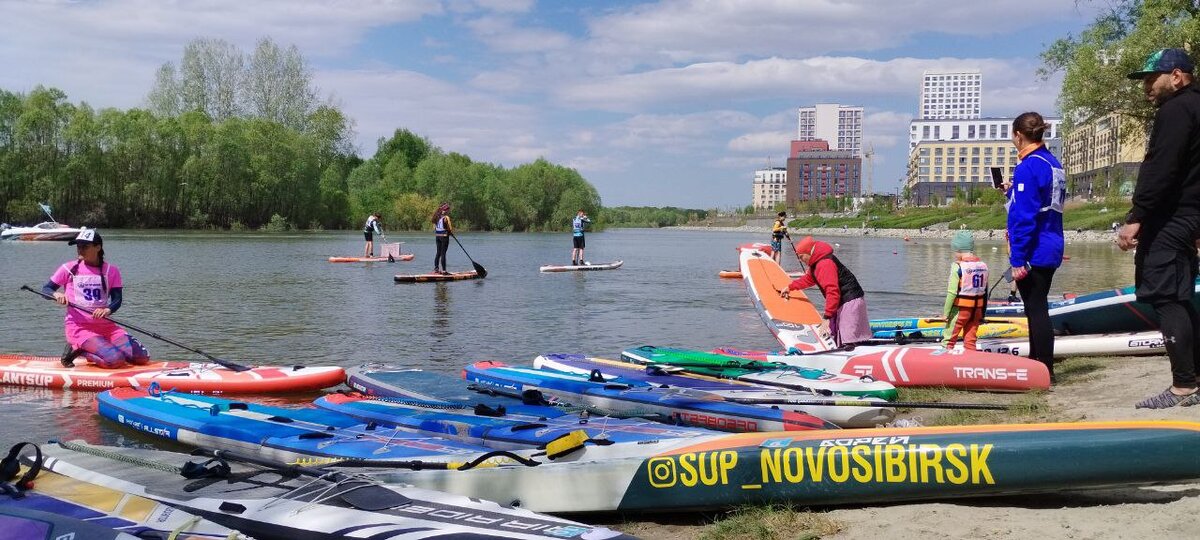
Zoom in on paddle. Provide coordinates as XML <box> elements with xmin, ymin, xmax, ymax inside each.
<box><xmin>785</xmin><ymin>235</ymin><xmax>807</xmax><ymax>274</ymax></box>
<box><xmin>718</xmin><ymin>396</ymin><xmax>1011</xmax><ymax>411</ymax></box>
<box><xmin>449</xmin><ymin>232</ymin><xmax>487</xmax><ymax>278</ymax></box>
<box><xmin>21</xmin><ymin>285</ymin><xmax>252</xmax><ymax>372</ymax></box>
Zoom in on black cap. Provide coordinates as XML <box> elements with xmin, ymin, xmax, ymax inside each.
<box><xmin>67</xmin><ymin>228</ymin><xmax>102</xmax><ymax>246</ymax></box>
<box><xmin>1127</xmin><ymin>48</ymin><xmax>1194</xmax><ymax>80</ymax></box>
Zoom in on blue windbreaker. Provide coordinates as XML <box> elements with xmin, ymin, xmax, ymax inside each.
<box><xmin>1006</xmin><ymin>145</ymin><xmax>1065</xmax><ymax>269</ymax></box>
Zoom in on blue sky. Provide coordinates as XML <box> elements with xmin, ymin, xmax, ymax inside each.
<box><xmin>0</xmin><ymin>0</ymin><xmax>1102</xmax><ymax>208</ymax></box>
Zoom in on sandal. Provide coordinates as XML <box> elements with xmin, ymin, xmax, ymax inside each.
<box><xmin>1135</xmin><ymin>387</ymin><xmax>1197</xmax><ymax>409</ymax></box>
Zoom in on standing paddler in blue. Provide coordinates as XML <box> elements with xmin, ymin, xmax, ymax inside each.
<box><xmin>571</xmin><ymin>209</ymin><xmax>592</xmax><ymax>265</ymax></box>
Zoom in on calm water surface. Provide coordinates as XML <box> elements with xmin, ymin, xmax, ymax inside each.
<box><xmin>0</xmin><ymin>228</ymin><xmax>1134</xmax><ymax>448</ymax></box>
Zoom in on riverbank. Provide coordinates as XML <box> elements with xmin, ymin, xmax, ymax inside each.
<box><xmin>605</xmin><ymin>352</ymin><xmax>1198</xmax><ymax>539</ymax></box>
<box><xmin>670</xmin><ymin>224</ymin><xmax>1120</xmax><ymax>244</ymax></box>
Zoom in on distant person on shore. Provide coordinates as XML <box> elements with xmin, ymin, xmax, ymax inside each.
<box><xmin>43</xmin><ymin>229</ymin><xmax>150</xmax><ymax>369</ymax></box>
<box><xmin>780</xmin><ymin>236</ymin><xmax>872</xmax><ymax>346</ymax></box>
<box><xmin>571</xmin><ymin>209</ymin><xmax>592</xmax><ymax>265</ymax></box>
<box><xmin>937</xmin><ymin>230</ymin><xmax>989</xmax><ymax>353</ymax></box>
<box><xmin>770</xmin><ymin>211</ymin><xmax>790</xmax><ymax>264</ymax></box>
<box><xmin>1117</xmin><ymin>48</ymin><xmax>1200</xmax><ymax>408</ymax></box>
<box><xmin>363</xmin><ymin>212</ymin><xmax>382</xmax><ymax>257</ymax></box>
<box><xmin>1005</xmin><ymin>111</ymin><xmax>1066</xmax><ymax>383</ymax></box>
<box><xmin>432</xmin><ymin>203</ymin><xmax>452</xmax><ymax>275</ymax></box>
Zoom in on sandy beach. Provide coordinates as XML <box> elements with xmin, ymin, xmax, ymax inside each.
<box><xmin>605</xmin><ymin>353</ymin><xmax>1199</xmax><ymax>540</ymax></box>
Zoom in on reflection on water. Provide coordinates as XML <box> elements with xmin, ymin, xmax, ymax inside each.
<box><xmin>0</xmin><ymin>228</ymin><xmax>1138</xmax><ymax>448</ymax></box>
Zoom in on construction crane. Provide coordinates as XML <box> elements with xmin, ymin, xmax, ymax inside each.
<box><xmin>862</xmin><ymin>143</ymin><xmax>875</xmax><ymax>198</ymax></box>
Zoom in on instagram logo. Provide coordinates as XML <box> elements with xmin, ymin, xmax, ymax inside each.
<box><xmin>646</xmin><ymin>457</ymin><xmax>677</xmax><ymax>488</ymax></box>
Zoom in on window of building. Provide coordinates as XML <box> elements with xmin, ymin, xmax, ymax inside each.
<box><xmin>952</xmin><ymin>126</ymin><xmax>960</xmax><ymax>139</ymax></box>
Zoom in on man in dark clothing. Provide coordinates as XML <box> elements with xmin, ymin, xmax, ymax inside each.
<box><xmin>1116</xmin><ymin>48</ymin><xmax>1200</xmax><ymax>408</ymax></box>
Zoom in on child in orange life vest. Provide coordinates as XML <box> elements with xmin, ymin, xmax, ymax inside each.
<box><xmin>938</xmin><ymin>230</ymin><xmax>989</xmax><ymax>353</ymax></box>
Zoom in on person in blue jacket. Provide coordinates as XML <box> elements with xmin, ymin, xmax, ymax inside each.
<box><xmin>1005</xmin><ymin>111</ymin><xmax>1065</xmax><ymax>382</ymax></box>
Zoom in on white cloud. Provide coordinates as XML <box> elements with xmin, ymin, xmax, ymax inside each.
<box><xmin>556</xmin><ymin>56</ymin><xmax>1026</xmax><ymax>112</ymax></box>
<box><xmin>315</xmin><ymin>68</ymin><xmax>542</xmax><ymax>163</ymax></box>
<box><xmin>585</xmin><ymin>0</ymin><xmax>1095</xmax><ymax>64</ymax></box>
<box><xmin>0</xmin><ymin>0</ymin><xmax>442</xmax><ymax>108</ymax></box>
<box><xmin>465</xmin><ymin>16</ymin><xmax>572</xmax><ymax>54</ymax></box>
<box><xmin>863</xmin><ymin>110</ymin><xmax>914</xmax><ymax>150</ymax></box>
<box><xmin>601</xmin><ymin>110</ymin><xmax>758</xmax><ymax>152</ymax></box>
<box><xmin>727</xmin><ymin>131</ymin><xmax>794</xmax><ymax>154</ymax></box>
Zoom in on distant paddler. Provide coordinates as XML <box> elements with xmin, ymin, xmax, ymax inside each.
<box><xmin>571</xmin><ymin>209</ymin><xmax>592</xmax><ymax>265</ymax></box>
<box><xmin>779</xmin><ymin>236</ymin><xmax>872</xmax><ymax>346</ymax></box>
<box><xmin>770</xmin><ymin>211</ymin><xmax>791</xmax><ymax>264</ymax></box>
<box><xmin>362</xmin><ymin>212</ymin><xmax>382</xmax><ymax>258</ymax></box>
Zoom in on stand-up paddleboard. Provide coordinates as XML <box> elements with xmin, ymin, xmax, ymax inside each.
<box><xmin>0</xmin><ymin>354</ymin><xmax>345</xmax><ymax>393</ymax></box>
<box><xmin>739</xmin><ymin>246</ymin><xmax>838</xmax><ymax>353</ymax></box>
<box><xmin>37</xmin><ymin>441</ymin><xmax>634</xmax><ymax>540</ymax></box>
<box><xmin>870</xmin><ymin>316</ymin><xmax>1029</xmax><ymax>340</ymax></box>
<box><xmin>314</xmin><ymin>393</ymin><xmax>713</xmax><ymax>451</ymax></box>
<box><xmin>715</xmin><ymin>345</ymin><xmax>1051</xmax><ymax>391</ymax></box>
<box><xmin>540</xmin><ymin>260</ymin><xmax>623</xmax><ymax>272</ymax></box>
<box><xmin>97</xmin><ymin>387</ymin><xmax>494</xmax><ymax>463</ymax></box>
<box><xmin>394</xmin><ymin>271</ymin><xmax>482</xmax><ymax>283</ymax></box>
<box><xmin>533</xmin><ymin>353</ymin><xmax>895</xmax><ymax>428</ymax></box>
<box><xmin>978</xmin><ymin>331</ymin><xmax>1166</xmax><ymax>358</ymax></box>
<box><xmin>985</xmin><ymin>279</ymin><xmax>1200</xmax><ymax>334</ymax></box>
<box><xmin>0</xmin><ymin>506</ymin><xmax>143</xmax><ymax>539</ymax></box>
<box><xmin>361</xmin><ymin>421</ymin><xmax>1200</xmax><ymax>513</ymax></box>
<box><xmin>346</xmin><ymin>367</ymin><xmax>577</xmax><ymax>419</ymax></box>
<box><xmin>328</xmin><ymin>254</ymin><xmax>414</xmax><ymax>262</ymax></box>
<box><xmin>617</xmin><ymin>346</ymin><xmax>898</xmax><ymax>400</ymax></box>
<box><xmin>463</xmin><ymin>361</ymin><xmax>837</xmax><ymax>432</ymax></box>
<box><xmin>720</xmin><ymin>269</ymin><xmax>804</xmax><ymax>279</ymax></box>
<box><xmin>0</xmin><ymin>450</ymin><xmax>246</xmax><ymax>539</ymax></box>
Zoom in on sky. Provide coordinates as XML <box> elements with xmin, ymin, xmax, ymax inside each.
<box><xmin>0</xmin><ymin>0</ymin><xmax>1105</xmax><ymax>208</ymax></box>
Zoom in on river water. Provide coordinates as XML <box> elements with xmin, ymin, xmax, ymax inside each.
<box><xmin>0</xmin><ymin>228</ymin><xmax>1135</xmax><ymax>448</ymax></box>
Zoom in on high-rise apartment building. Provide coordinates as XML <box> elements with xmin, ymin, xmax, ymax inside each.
<box><xmin>752</xmin><ymin>167</ymin><xmax>788</xmax><ymax>210</ymax></box>
<box><xmin>797</xmin><ymin>104</ymin><xmax>863</xmax><ymax>157</ymax></box>
<box><xmin>920</xmin><ymin>70</ymin><xmax>981</xmax><ymax>120</ymax></box>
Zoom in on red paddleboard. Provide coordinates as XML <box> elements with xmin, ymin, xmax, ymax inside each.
<box><xmin>329</xmin><ymin>254</ymin><xmax>414</xmax><ymax>262</ymax></box>
<box><xmin>0</xmin><ymin>354</ymin><xmax>345</xmax><ymax>394</ymax></box>
<box><xmin>714</xmin><ymin>345</ymin><xmax>1050</xmax><ymax>392</ymax></box>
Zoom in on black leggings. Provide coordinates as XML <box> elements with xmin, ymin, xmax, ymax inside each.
<box><xmin>1016</xmin><ymin>265</ymin><xmax>1057</xmax><ymax>374</ymax></box>
<box><xmin>1153</xmin><ymin>301</ymin><xmax>1200</xmax><ymax>388</ymax></box>
<box><xmin>434</xmin><ymin>235</ymin><xmax>450</xmax><ymax>271</ymax></box>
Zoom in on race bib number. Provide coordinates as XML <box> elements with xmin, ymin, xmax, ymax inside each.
<box><xmin>72</xmin><ymin>274</ymin><xmax>107</xmax><ymax>310</ymax></box>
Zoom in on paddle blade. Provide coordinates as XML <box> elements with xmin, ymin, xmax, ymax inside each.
<box><xmin>473</xmin><ymin>262</ymin><xmax>488</xmax><ymax>278</ymax></box>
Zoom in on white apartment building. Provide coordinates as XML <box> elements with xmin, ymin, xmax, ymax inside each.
<box><xmin>920</xmin><ymin>70</ymin><xmax>981</xmax><ymax>120</ymax></box>
<box><xmin>797</xmin><ymin>104</ymin><xmax>863</xmax><ymax>157</ymax></box>
<box><xmin>908</xmin><ymin>117</ymin><xmax>1062</xmax><ymax>152</ymax></box>
<box><xmin>752</xmin><ymin>167</ymin><xmax>788</xmax><ymax>210</ymax></box>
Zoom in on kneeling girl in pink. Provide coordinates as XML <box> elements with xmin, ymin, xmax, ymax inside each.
<box><xmin>41</xmin><ymin>229</ymin><xmax>150</xmax><ymax>368</ymax></box>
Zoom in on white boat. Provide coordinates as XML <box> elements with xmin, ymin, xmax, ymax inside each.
<box><xmin>0</xmin><ymin>221</ymin><xmax>83</xmax><ymax>241</ymax></box>
<box><xmin>1</xmin><ymin>203</ymin><xmax>83</xmax><ymax>241</ymax></box>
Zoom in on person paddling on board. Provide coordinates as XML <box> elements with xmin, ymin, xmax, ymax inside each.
<box><xmin>779</xmin><ymin>236</ymin><xmax>873</xmax><ymax>347</ymax></box>
<box><xmin>42</xmin><ymin>229</ymin><xmax>150</xmax><ymax>368</ymax></box>
<box><xmin>432</xmin><ymin>203</ymin><xmax>452</xmax><ymax>275</ymax></box>
<box><xmin>363</xmin><ymin>213</ymin><xmax>383</xmax><ymax>258</ymax></box>
<box><xmin>770</xmin><ymin>211</ymin><xmax>790</xmax><ymax>264</ymax></box>
<box><xmin>936</xmin><ymin>230</ymin><xmax>989</xmax><ymax>354</ymax></box>
<box><xmin>571</xmin><ymin>209</ymin><xmax>592</xmax><ymax>265</ymax></box>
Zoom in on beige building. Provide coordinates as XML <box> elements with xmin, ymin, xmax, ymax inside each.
<box><xmin>906</xmin><ymin>140</ymin><xmax>1046</xmax><ymax>206</ymax></box>
<box><xmin>752</xmin><ymin>167</ymin><xmax>788</xmax><ymax>210</ymax></box>
<box><xmin>1062</xmin><ymin>112</ymin><xmax>1147</xmax><ymax>198</ymax></box>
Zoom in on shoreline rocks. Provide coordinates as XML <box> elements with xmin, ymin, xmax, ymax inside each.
<box><xmin>668</xmin><ymin>225</ymin><xmax>1119</xmax><ymax>244</ymax></box>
